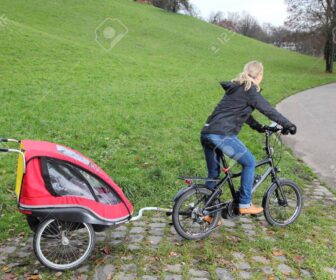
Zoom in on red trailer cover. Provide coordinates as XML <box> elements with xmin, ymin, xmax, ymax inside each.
<box><xmin>19</xmin><ymin>140</ymin><xmax>134</xmax><ymax>222</ymax></box>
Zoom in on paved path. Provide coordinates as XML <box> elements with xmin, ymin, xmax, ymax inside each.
<box><xmin>1</xmin><ymin>181</ymin><xmax>336</xmax><ymax>279</ymax></box>
<box><xmin>277</xmin><ymin>83</ymin><xmax>336</xmax><ymax>190</ymax></box>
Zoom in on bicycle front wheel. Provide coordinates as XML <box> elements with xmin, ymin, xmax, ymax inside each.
<box><xmin>33</xmin><ymin>219</ymin><xmax>96</xmax><ymax>271</ymax></box>
<box><xmin>172</xmin><ymin>186</ymin><xmax>221</xmax><ymax>240</ymax></box>
<box><xmin>263</xmin><ymin>179</ymin><xmax>303</xmax><ymax>226</ymax></box>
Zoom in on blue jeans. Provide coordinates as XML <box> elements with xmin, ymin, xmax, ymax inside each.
<box><xmin>200</xmin><ymin>134</ymin><xmax>256</xmax><ymax>208</ymax></box>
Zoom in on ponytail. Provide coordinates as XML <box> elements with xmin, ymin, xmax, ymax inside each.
<box><xmin>231</xmin><ymin>61</ymin><xmax>263</xmax><ymax>91</ymax></box>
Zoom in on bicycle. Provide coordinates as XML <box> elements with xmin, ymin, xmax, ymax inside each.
<box><xmin>172</xmin><ymin>124</ymin><xmax>303</xmax><ymax>240</ymax></box>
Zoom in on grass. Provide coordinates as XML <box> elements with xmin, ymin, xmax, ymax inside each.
<box><xmin>0</xmin><ymin>0</ymin><xmax>335</xmax><ymax>278</ymax></box>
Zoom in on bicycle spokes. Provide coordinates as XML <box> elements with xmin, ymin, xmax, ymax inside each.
<box><xmin>177</xmin><ymin>192</ymin><xmax>213</xmax><ymax>234</ymax></box>
<box><xmin>268</xmin><ymin>185</ymin><xmax>300</xmax><ymax>223</ymax></box>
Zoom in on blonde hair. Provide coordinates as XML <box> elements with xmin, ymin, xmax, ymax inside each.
<box><xmin>232</xmin><ymin>61</ymin><xmax>264</xmax><ymax>91</ymax></box>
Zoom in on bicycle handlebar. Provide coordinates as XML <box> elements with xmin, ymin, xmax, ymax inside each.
<box><xmin>264</xmin><ymin>123</ymin><xmax>297</xmax><ymax>135</ymax></box>
<box><xmin>0</xmin><ymin>138</ymin><xmax>20</xmax><ymax>143</ymax></box>
<box><xmin>0</xmin><ymin>138</ymin><xmax>26</xmax><ymax>172</ymax></box>
<box><xmin>0</xmin><ymin>138</ymin><xmax>21</xmax><ymax>153</ymax></box>
<box><xmin>264</xmin><ymin>126</ymin><xmax>282</xmax><ymax>133</ymax></box>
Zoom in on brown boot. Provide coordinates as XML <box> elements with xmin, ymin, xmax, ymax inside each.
<box><xmin>239</xmin><ymin>204</ymin><xmax>263</xmax><ymax>215</ymax></box>
<box><xmin>202</xmin><ymin>215</ymin><xmax>222</xmax><ymax>226</ymax></box>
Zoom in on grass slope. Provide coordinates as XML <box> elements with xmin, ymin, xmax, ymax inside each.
<box><xmin>0</xmin><ymin>0</ymin><xmax>335</xmax><ymax>277</ymax></box>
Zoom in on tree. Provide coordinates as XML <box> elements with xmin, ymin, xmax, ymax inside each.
<box><xmin>207</xmin><ymin>9</ymin><xmax>324</xmax><ymax>58</ymax></box>
<box><xmin>285</xmin><ymin>0</ymin><xmax>336</xmax><ymax>73</ymax></box>
<box><xmin>149</xmin><ymin>0</ymin><xmax>193</xmax><ymax>14</ymax></box>
<box><xmin>208</xmin><ymin>11</ymin><xmax>224</xmax><ymax>24</ymax></box>
<box><xmin>238</xmin><ymin>12</ymin><xmax>260</xmax><ymax>37</ymax></box>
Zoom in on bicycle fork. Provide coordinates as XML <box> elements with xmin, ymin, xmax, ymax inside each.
<box><xmin>273</xmin><ymin>178</ymin><xmax>288</xmax><ymax>206</ymax></box>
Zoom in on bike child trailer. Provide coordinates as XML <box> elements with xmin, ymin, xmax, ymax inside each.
<box><xmin>0</xmin><ymin>138</ymin><xmax>171</xmax><ymax>271</ymax></box>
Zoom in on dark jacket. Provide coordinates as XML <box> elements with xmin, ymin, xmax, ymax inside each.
<box><xmin>201</xmin><ymin>81</ymin><xmax>293</xmax><ymax>135</ymax></box>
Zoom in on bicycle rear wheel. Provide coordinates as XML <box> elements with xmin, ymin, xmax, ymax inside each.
<box><xmin>263</xmin><ymin>179</ymin><xmax>302</xmax><ymax>226</ymax></box>
<box><xmin>172</xmin><ymin>186</ymin><xmax>221</xmax><ymax>240</ymax></box>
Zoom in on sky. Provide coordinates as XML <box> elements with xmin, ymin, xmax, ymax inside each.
<box><xmin>189</xmin><ymin>0</ymin><xmax>288</xmax><ymax>26</ymax></box>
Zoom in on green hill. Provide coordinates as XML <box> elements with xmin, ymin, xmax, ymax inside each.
<box><xmin>0</xmin><ymin>0</ymin><xmax>334</xmax><ymax>232</ymax></box>
<box><xmin>1</xmin><ymin>1</ymin><xmax>336</xmax><ymax>278</ymax></box>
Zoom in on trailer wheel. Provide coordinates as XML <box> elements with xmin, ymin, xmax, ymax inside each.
<box><xmin>33</xmin><ymin>219</ymin><xmax>95</xmax><ymax>271</ymax></box>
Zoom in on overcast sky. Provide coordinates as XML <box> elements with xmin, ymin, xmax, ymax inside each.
<box><xmin>189</xmin><ymin>0</ymin><xmax>288</xmax><ymax>26</ymax></box>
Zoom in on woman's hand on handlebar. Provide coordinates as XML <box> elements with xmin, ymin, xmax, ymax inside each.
<box><xmin>281</xmin><ymin>124</ymin><xmax>297</xmax><ymax>135</ymax></box>
<box><xmin>258</xmin><ymin>123</ymin><xmax>297</xmax><ymax>135</ymax></box>
<box><xmin>254</xmin><ymin>124</ymin><xmax>279</xmax><ymax>133</ymax></box>
<box><xmin>264</xmin><ymin>123</ymin><xmax>297</xmax><ymax>135</ymax></box>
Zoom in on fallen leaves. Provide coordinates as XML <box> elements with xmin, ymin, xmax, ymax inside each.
<box><xmin>27</xmin><ymin>275</ymin><xmax>42</xmax><ymax>280</ymax></box>
<box><xmin>226</xmin><ymin>235</ymin><xmax>241</xmax><ymax>243</ymax></box>
<box><xmin>2</xmin><ymin>265</ymin><xmax>11</xmax><ymax>273</ymax></box>
<box><xmin>266</xmin><ymin>230</ymin><xmax>275</xmax><ymax>236</ymax></box>
<box><xmin>169</xmin><ymin>251</ymin><xmax>181</xmax><ymax>258</ymax></box>
<box><xmin>218</xmin><ymin>258</ymin><xmax>231</xmax><ymax>266</ymax></box>
<box><xmin>272</xmin><ymin>250</ymin><xmax>284</xmax><ymax>256</ymax></box>
<box><xmin>100</xmin><ymin>246</ymin><xmax>111</xmax><ymax>255</ymax></box>
<box><xmin>55</xmin><ymin>271</ymin><xmax>63</xmax><ymax>277</ymax></box>
<box><xmin>293</xmin><ymin>255</ymin><xmax>305</xmax><ymax>263</ymax></box>
<box><xmin>94</xmin><ymin>258</ymin><xmax>105</xmax><ymax>266</ymax></box>
<box><xmin>17</xmin><ymin>232</ymin><xmax>25</xmax><ymax>238</ymax></box>
<box><xmin>147</xmin><ymin>255</ymin><xmax>161</xmax><ymax>262</ymax></box>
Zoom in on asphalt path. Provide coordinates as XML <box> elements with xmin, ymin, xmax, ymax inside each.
<box><xmin>277</xmin><ymin>83</ymin><xmax>336</xmax><ymax>190</ymax></box>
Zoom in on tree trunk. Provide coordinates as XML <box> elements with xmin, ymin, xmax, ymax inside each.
<box><xmin>171</xmin><ymin>0</ymin><xmax>178</xmax><ymax>13</ymax></box>
<box><xmin>324</xmin><ymin>33</ymin><xmax>334</xmax><ymax>73</ymax></box>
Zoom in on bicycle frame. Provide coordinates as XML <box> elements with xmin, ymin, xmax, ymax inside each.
<box><xmin>203</xmin><ymin>130</ymin><xmax>283</xmax><ymax>213</ymax></box>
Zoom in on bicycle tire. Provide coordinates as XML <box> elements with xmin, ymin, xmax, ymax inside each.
<box><xmin>33</xmin><ymin>219</ymin><xmax>96</xmax><ymax>271</ymax></box>
<box><xmin>172</xmin><ymin>185</ymin><xmax>221</xmax><ymax>240</ymax></box>
<box><xmin>263</xmin><ymin>179</ymin><xmax>302</xmax><ymax>226</ymax></box>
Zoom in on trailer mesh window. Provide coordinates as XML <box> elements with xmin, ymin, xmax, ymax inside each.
<box><xmin>79</xmin><ymin>169</ymin><xmax>121</xmax><ymax>205</ymax></box>
<box><xmin>41</xmin><ymin>158</ymin><xmax>121</xmax><ymax>205</ymax></box>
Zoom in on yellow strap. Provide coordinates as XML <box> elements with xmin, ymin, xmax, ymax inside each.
<box><xmin>15</xmin><ymin>143</ymin><xmax>24</xmax><ymax>201</ymax></box>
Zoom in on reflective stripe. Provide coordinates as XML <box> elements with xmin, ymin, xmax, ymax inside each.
<box><xmin>19</xmin><ymin>203</ymin><xmax>132</xmax><ymax>223</ymax></box>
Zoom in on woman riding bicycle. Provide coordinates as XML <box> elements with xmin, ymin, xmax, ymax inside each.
<box><xmin>200</xmin><ymin>61</ymin><xmax>297</xmax><ymax>215</ymax></box>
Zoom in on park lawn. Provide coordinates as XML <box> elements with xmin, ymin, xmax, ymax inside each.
<box><xmin>0</xmin><ymin>0</ymin><xmax>335</xmax><ymax>278</ymax></box>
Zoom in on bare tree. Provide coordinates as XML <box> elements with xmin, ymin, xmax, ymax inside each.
<box><xmin>207</xmin><ymin>9</ymin><xmax>324</xmax><ymax>57</ymax></box>
<box><xmin>285</xmin><ymin>0</ymin><xmax>336</xmax><ymax>73</ymax></box>
<box><xmin>217</xmin><ymin>19</ymin><xmax>239</xmax><ymax>32</ymax></box>
<box><xmin>147</xmin><ymin>0</ymin><xmax>193</xmax><ymax>14</ymax></box>
<box><xmin>208</xmin><ymin>11</ymin><xmax>224</xmax><ymax>24</ymax></box>
<box><xmin>209</xmin><ymin>11</ymin><xmax>239</xmax><ymax>31</ymax></box>
<box><xmin>234</xmin><ymin>12</ymin><xmax>269</xmax><ymax>41</ymax></box>
<box><xmin>238</xmin><ymin>12</ymin><xmax>260</xmax><ymax>37</ymax></box>
<box><xmin>208</xmin><ymin>11</ymin><xmax>265</xmax><ymax>39</ymax></box>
